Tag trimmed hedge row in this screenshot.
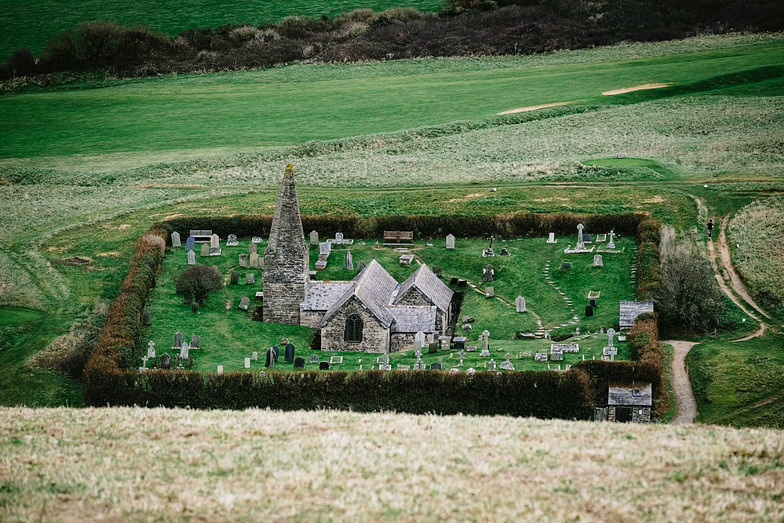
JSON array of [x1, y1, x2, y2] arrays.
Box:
[[636, 219, 662, 300], [86, 367, 593, 418], [157, 212, 649, 244]]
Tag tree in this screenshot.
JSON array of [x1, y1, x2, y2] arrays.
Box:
[[656, 241, 725, 333], [175, 265, 222, 306]]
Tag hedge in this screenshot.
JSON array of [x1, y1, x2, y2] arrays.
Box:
[[156, 212, 649, 244]]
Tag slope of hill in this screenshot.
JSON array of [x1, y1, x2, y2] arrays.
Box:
[[1, 407, 782, 521]]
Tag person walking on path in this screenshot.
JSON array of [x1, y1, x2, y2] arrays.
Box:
[[707, 219, 714, 239]]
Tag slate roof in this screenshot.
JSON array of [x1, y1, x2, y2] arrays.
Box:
[[619, 300, 655, 328], [387, 305, 437, 333], [608, 382, 653, 406], [301, 281, 354, 311], [395, 264, 454, 313], [319, 260, 398, 328]]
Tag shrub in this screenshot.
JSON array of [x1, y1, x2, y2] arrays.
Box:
[[175, 265, 222, 305]]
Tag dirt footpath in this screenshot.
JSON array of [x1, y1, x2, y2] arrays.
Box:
[[666, 340, 699, 424]]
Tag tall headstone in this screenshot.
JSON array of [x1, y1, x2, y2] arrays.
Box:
[[607, 230, 616, 249], [593, 254, 603, 267], [210, 234, 219, 248], [239, 254, 248, 268], [147, 341, 156, 359], [515, 296, 526, 313], [160, 353, 171, 370], [284, 343, 295, 363], [249, 252, 259, 269], [309, 230, 319, 245], [180, 342, 189, 360], [190, 335, 200, 349], [249, 243, 257, 256], [174, 332, 182, 348], [482, 264, 494, 283], [576, 224, 585, 251], [187, 250, 196, 265], [263, 166, 309, 326], [446, 234, 455, 249], [217, 365, 223, 375], [245, 357, 251, 369], [226, 234, 238, 247], [414, 331, 426, 350], [546, 233, 557, 244], [344, 251, 353, 270], [607, 328, 616, 349], [171, 231, 181, 247], [585, 305, 593, 317], [185, 236, 196, 251], [142, 309, 152, 325], [230, 271, 239, 285], [200, 244, 210, 257]]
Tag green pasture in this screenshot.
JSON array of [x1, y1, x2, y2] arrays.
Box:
[[687, 334, 784, 429], [141, 236, 634, 373], [1, 33, 783, 172], [0, 0, 440, 61]]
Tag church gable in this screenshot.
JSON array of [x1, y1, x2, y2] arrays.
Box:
[[320, 295, 389, 353], [395, 264, 453, 314]]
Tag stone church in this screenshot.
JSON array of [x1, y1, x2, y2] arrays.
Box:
[[263, 165, 454, 352]]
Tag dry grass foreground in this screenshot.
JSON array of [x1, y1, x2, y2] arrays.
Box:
[[2, 408, 783, 521]]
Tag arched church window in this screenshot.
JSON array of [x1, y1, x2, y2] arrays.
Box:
[[345, 314, 363, 342]]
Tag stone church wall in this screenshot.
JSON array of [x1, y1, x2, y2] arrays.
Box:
[[321, 297, 389, 352]]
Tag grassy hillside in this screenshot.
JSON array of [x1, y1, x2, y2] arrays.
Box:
[[0, 0, 439, 62], [1, 407, 783, 521]]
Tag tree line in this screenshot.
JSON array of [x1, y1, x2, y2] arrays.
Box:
[[2, 0, 782, 82]]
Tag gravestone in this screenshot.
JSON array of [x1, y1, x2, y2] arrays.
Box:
[[576, 224, 585, 251], [535, 353, 548, 361], [284, 343, 295, 363], [500, 353, 515, 371], [593, 254, 603, 267], [171, 231, 181, 247], [485, 286, 494, 298], [561, 262, 571, 270], [248, 242, 257, 256], [174, 332, 182, 348], [319, 361, 330, 371], [265, 349, 276, 368], [142, 309, 152, 326], [482, 236, 495, 257], [607, 230, 616, 249], [432, 266, 443, 278], [294, 356, 306, 368], [239, 296, 250, 311], [180, 342, 189, 360], [430, 363, 443, 371], [446, 234, 455, 249], [546, 232, 557, 244], [550, 350, 563, 361], [147, 341, 156, 359], [583, 234, 592, 243], [226, 234, 238, 247], [253, 351, 258, 361], [397, 364, 411, 371], [249, 252, 259, 269], [252, 237, 262, 244], [413, 350, 426, 370], [187, 250, 196, 265], [399, 254, 414, 265], [457, 350, 466, 367], [310, 354, 318, 363], [246, 274, 255, 284], [210, 234, 219, 248], [482, 264, 494, 283], [606, 328, 616, 349], [231, 271, 239, 285], [185, 236, 196, 251], [319, 242, 331, 256], [272, 346, 279, 363], [335, 232, 344, 242], [585, 305, 593, 317], [414, 331, 426, 350], [344, 251, 353, 270], [161, 353, 171, 370], [453, 337, 466, 350], [209, 247, 221, 256], [515, 296, 526, 313], [190, 335, 200, 349], [217, 365, 223, 375], [357, 260, 366, 272], [239, 254, 248, 268], [462, 323, 473, 331], [428, 342, 438, 354], [480, 348, 490, 357], [245, 357, 251, 369], [499, 247, 510, 256], [200, 244, 210, 257], [482, 332, 490, 353], [590, 299, 597, 308], [488, 359, 497, 371], [309, 230, 319, 245]]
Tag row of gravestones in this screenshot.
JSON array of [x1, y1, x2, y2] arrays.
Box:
[[173, 232, 264, 249]]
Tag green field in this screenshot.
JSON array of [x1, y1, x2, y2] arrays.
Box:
[[0, 0, 440, 61], [142, 237, 635, 372]]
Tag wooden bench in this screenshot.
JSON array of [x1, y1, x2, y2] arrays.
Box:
[[190, 229, 212, 243], [383, 230, 414, 245]]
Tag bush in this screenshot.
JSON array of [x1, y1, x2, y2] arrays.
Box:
[[175, 265, 222, 305]]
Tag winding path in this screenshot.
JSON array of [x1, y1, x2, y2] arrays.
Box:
[[666, 340, 699, 425]]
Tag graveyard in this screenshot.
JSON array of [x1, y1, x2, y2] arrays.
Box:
[[142, 231, 637, 373]]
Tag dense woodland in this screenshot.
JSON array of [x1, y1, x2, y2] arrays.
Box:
[[2, 0, 783, 81]]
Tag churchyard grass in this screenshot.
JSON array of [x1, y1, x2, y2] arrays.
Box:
[[687, 333, 784, 428], [0, 0, 440, 61], [142, 237, 635, 373], [3, 407, 784, 521]]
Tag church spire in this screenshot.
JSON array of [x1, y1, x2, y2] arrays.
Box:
[[262, 164, 309, 325]]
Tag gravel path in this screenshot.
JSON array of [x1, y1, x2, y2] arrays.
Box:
[[666, 340, 699, 424]]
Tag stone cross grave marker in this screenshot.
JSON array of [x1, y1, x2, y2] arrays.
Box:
[[516, 296, 526, 313], [576, 224, 585, 251], [458, 349, 466, 366], [185, 236, 196, 251], [309, 230, 319, 245], [200, 244, 210, 257], [226, 234, 238, 247], [246, 274, 255, 285], [607, 230, 616, 249], [171, 231, 181, 247], [147, 341, 156, 359], [593, 254, 603, 267], [187, 250, 196, 265], [345, 251, 353, 270], [500, 353, 515, 370], [607, 328, 616, 349], [547, 232, 557, 244], [488, 359, 497, 371], [483, 236, 495, 257], [446, 234, 455, 249]]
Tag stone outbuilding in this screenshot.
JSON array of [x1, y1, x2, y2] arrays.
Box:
[[595, 382, 653, 423]]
